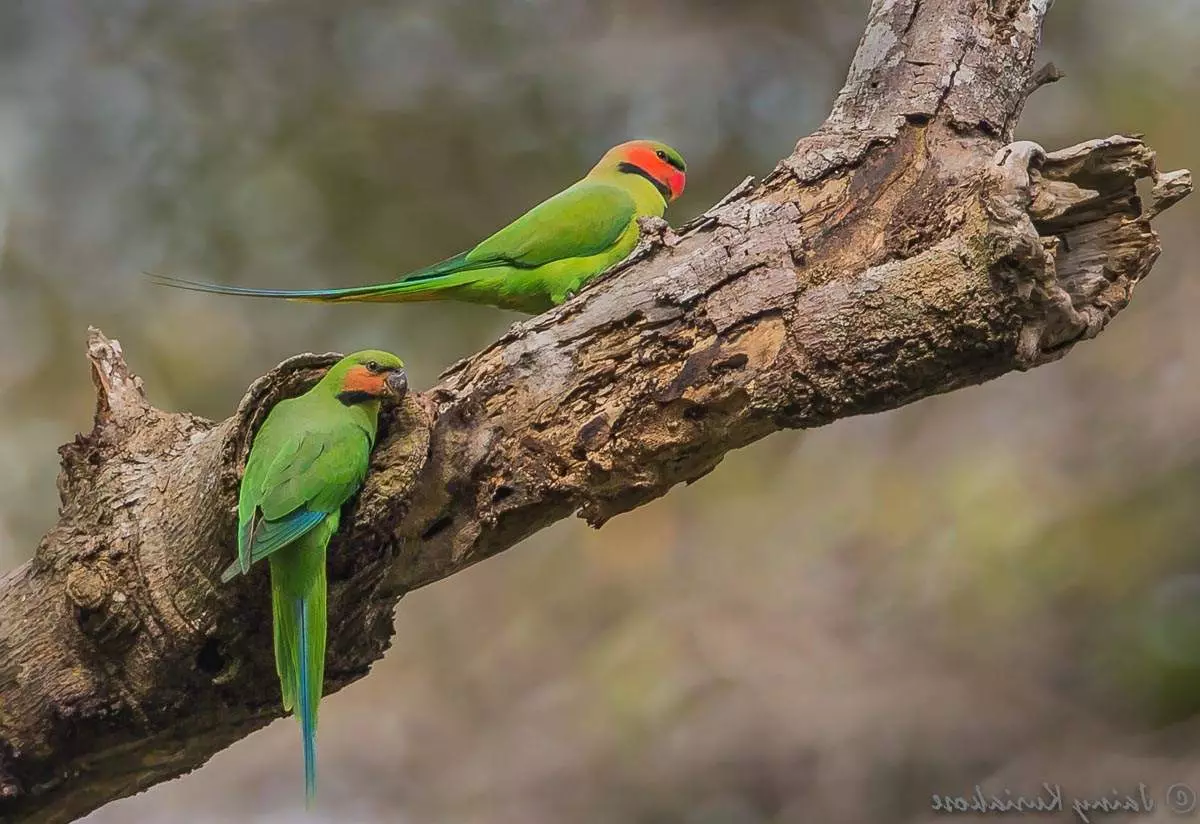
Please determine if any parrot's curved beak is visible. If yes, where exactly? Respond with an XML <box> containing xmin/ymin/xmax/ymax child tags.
<box><xmin>385</xmin><ymin>369</ymin><xmax>409</xmax><ymax>399</ymax></box>
<box><xmin>667</xmin><ymin>169</ymin><xmax>686</xmax><ymax>201</ymax></box>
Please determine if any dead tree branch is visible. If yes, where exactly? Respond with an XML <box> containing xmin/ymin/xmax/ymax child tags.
<box><xmin>0</xmin><ymin>1</ymin><xmax>1190</xmax><ymax>821</ymax></box>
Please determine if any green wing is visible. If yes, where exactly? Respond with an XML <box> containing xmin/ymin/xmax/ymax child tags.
<box><xmin>465</xmin><ymin>181</ymin><xmax>636</xmax><ymax>268</ymax></box>
<box><xmin>225</xmin><ymin>412</ymin><xmax>371</xmax><ymax>580</ymax></box>
<box><xmin>257</xmin><ymin>430</ymin><xmax>369</xmax><ymax>520</ymax></box>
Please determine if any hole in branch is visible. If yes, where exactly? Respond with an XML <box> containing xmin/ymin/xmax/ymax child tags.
<box><xmin>421</xmin><ymin>515</ymin><xmax>453</xmax><ymax>541</ymax></box>
<box><xmin>196</xmin><ymin>637</ymin><xmax>226</xmax><ymax>675</ymax></box>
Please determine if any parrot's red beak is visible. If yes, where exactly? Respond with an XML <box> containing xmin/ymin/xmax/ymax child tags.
<box><xmin>666</xmin><ymin>169</ymin><xmax>686</xmax><ymax>201</ymax></box>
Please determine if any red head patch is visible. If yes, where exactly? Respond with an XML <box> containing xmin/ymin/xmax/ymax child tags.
<box><xmin>598</xmin><ymin>140</ymin><xmax>687</xmax><ymax>202</ymax></box>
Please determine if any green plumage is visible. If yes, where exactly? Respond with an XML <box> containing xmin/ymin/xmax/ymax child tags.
<box><xmin>221</xmin><ymin>349</ymin><xmax>406</xmax><ymax>806</ymax></box>
<box><xmin>149</xmin><ymin>140</ymin><xmax>687</xmax><ymax>314</ymax></box>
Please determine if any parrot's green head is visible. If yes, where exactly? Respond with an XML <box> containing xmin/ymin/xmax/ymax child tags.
<box><xmin>593</xmin><ymin>139</ymin><xmax>687</xmax><ymax>202</ymax></box>
<box><xmin>321</xmin><ymin>350</ymin><xmax>408</xmax><ymax>406</ymax></box>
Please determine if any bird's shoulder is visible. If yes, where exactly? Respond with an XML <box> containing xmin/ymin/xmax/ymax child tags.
<box><xmin>468</xmin><ymin>180</ymin><xmax>636</xmax><ymax>267</ymax></box>
<box><xmin>244</xmin><ymin>402</ymin><xmax>372</xmax><ymax>515</ymax></box>
<box><xmin>523</xmin><ymin>179</ymin><xmax>637</xmax><ymax>223</ymax></box>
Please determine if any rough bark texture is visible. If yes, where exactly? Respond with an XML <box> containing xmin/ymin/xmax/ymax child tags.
<box><xmin>0</xmin><ymin>1</ymin><xmax>1191</xmax><ymax>822</ymax></box>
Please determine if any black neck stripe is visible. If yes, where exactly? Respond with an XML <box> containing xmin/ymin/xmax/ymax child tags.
<box><xmin>618</xmin><ymin>161</ymin><xmax>672</xmax><ymax>201</ymax></box>
<box><xmin>337</xmin><ymin>390</ymin><xmax>376</xmax><ymax>406</ymax></box>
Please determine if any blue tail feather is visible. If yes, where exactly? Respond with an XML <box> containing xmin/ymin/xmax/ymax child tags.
<box><xmin>145</xmin><ymin>251</ymin><xmax>480</xmax><ymax>303</ymax></box>
<box><xmin>146</xmin><ymin>271</ymin><xmax>378</xmax><ymax>301</ymax></box>
<box><xmin>295</xmin><ymin>597</ymin><xmax>317</xmax><ymax>807</ymax></box>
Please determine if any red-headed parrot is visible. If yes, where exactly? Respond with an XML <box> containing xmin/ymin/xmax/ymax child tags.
<box><xmin>150</xmin><ymin>139</ymin><xmax>686</xmax><ymax>314</ymax></box>
<box><xmin>221</xmin><ymin>349</ymin><xmax>407</xmax><ymax>805</ymax></box>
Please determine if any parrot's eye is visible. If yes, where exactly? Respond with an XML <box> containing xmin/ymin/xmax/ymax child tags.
<box><xmin>655</xmin><ymin>149</ymin><xmax>684</xmax><ymax>172</ymax></box>
<box><xmin>366</xmin><ymin>360</ymin><xmax>381</xmax><ymax>373</ymax></box>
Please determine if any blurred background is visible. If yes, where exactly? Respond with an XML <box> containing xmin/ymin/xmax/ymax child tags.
<box><xmin>1</xmin><ymin>0</ymin><xmax>1199</xmax><ymax>821</ymax></box>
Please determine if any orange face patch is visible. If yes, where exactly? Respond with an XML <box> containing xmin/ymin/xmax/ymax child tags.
<box><xmin>341</xmin><ymin>365</ymin><xmax>388</xmax><ymax>396</ymax></box>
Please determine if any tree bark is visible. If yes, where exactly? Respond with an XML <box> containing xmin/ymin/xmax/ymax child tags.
<box><xmin>0</xmin><ymin>1</ymin><xmax>1191</xmax><ymax>822</ymax></box>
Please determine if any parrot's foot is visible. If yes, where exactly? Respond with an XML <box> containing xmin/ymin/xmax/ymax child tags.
<box><xmin>637</xmin><ymin>215</ymin><xmax>681</xmax><ymax>248</ymax></box>
<box><xmin>549</xmin><ymin>284</ymin><xmax>583</xmax><ymax>306</ymax></box>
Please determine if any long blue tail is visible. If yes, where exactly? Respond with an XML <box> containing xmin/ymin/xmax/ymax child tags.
<box><xmin>295</xmin><ymin>597</ymin><xmax>317</xmax><ymax>807</ymax></box>
<box><xmin>146</xmin><ymin>271</ymin><xmax>406</xmax><ymax>302</ymax></box>
<box><xmin>271</xmin><ymin>577</ymin><xmax>326</xmax><ymax>808</ymax></box>
<box><xmin>145</xmin><ymin>252</ymin><xmax>479</xmax><ymax>304</ymax></box>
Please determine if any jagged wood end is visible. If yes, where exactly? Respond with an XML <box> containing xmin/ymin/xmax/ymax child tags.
<box><xmin>84</xmin><ymin>326</ymin><xmax>148</xmax><ymax>430</ymax></box>
<box><xmin>1148</xmin><ymin>169</ymin><xmax>1193</xmax><ymax>220</ymax></box>
<box><xmin>980</xmin><ymin>135</ymin><xmax>1190</xmax><ymax>366</ymax></box>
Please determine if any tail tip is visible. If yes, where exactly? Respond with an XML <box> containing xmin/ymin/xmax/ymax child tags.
<box><xmin>303</xmin><ymin>742</ymin><xmax>317</xmax><ymax>807</ymax></box>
